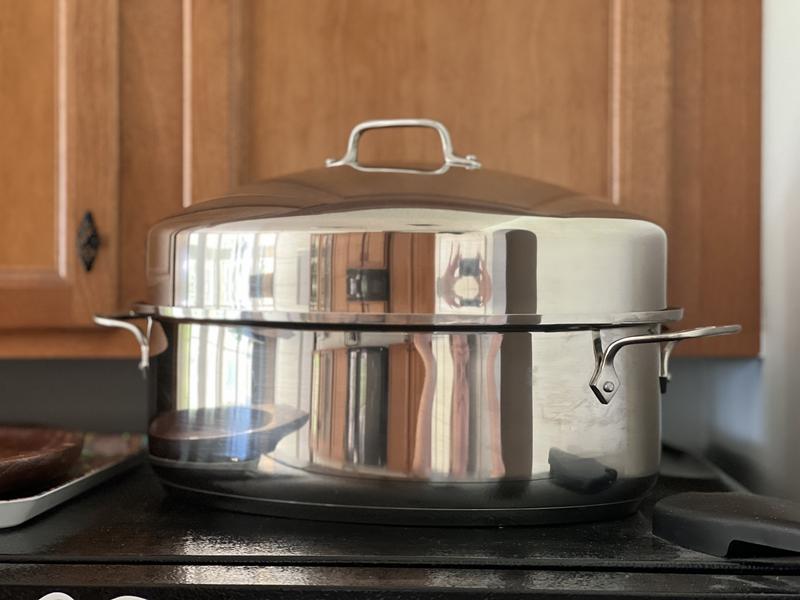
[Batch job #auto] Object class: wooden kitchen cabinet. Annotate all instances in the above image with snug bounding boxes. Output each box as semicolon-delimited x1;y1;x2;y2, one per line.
0;0;761;357
0;0;131;354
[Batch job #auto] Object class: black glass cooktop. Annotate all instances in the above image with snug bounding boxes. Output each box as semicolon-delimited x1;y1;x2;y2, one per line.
1;446;799;598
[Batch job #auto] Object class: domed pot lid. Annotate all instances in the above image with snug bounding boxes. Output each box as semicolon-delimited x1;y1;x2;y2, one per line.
141;119;675;328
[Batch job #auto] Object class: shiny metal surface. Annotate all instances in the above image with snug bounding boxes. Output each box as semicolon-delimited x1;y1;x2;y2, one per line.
145;120;665;319
147;208;666;320
589;325;743;404
144;320;665;518
131;304;685;328
104;120;742;522
325;118;482;174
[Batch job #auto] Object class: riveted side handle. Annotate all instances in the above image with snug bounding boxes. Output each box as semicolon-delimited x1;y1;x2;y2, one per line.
590;325;742;404
93;313;152;373
325;118;481;175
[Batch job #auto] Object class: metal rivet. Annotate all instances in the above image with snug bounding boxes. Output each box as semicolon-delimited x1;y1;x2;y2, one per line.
602;381;615;393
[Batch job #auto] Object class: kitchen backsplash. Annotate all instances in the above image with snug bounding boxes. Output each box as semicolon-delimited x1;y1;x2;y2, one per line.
0;359;148;433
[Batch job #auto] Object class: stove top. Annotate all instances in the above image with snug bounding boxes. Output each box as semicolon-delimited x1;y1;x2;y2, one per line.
0;446;799;598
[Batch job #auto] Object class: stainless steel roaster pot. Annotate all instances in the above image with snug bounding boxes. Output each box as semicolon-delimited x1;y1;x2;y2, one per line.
96;119;740;525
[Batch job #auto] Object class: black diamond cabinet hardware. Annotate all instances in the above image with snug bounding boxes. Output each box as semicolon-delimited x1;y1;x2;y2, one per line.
77;211;100;272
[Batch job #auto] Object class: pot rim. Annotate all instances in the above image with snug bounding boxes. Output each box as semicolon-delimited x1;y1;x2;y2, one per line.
131;303;684;330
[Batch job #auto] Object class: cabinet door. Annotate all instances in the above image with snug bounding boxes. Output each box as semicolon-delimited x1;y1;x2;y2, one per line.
0;1;119;344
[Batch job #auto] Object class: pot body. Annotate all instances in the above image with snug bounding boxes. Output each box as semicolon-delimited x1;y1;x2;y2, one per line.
148;320;662;524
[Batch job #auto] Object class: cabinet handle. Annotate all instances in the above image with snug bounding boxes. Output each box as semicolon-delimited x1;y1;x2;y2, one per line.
76;210;100;272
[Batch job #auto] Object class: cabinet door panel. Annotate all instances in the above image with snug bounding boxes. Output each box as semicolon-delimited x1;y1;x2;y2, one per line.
0;0;118;331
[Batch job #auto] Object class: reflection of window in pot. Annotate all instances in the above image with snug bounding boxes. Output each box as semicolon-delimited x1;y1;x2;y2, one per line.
453;277;482;307
249;273;274;299
435;234;496;312
458;257;480;277
453;258;484;306
437;245;492;309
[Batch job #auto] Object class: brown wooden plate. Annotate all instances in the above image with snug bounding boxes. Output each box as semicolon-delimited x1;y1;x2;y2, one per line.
0;427;84;497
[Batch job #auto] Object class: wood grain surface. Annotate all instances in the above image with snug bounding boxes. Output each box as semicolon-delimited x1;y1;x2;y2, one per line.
668;1;762;356
0;0;761;357
0;0;119;334
185;0;761;356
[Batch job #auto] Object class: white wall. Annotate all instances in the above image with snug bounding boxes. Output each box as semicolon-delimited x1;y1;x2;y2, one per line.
663;0;800;498
760;0;800;498
663;358;764;489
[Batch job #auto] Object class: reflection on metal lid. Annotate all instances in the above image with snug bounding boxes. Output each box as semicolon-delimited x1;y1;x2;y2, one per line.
146;169;667;322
